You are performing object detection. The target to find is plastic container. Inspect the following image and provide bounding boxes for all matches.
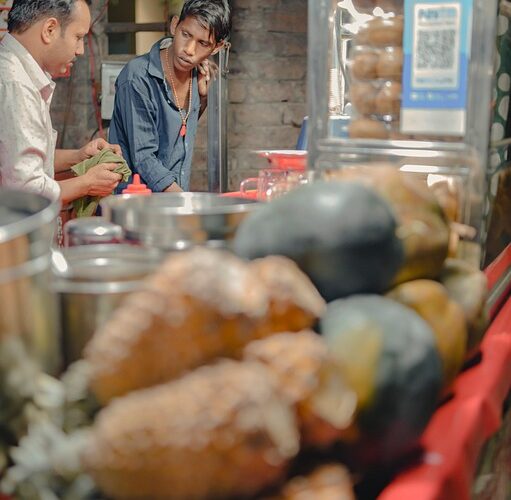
[346,15,406,140]
[122,174,152,195]
[307,0,498,167]
[351,0,404,15]
[63,216,124,246]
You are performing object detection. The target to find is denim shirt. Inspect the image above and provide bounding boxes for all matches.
[109,38,200,192]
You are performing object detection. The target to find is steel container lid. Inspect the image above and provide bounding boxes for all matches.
[0,188,60,243]
[0,188,60,281]
[63,216,124,246]
[99,192,259,251]
[51,244,163,294]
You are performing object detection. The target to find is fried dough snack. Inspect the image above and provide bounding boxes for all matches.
[279,464,355,500]
[82,360,300,500]
[85,248,325,404]
[244,331,357,447]
[251,256,326,335]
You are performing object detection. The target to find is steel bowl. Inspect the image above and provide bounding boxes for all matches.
[52,244,163,365]
[99,192,259,251]
[0,188,61,375]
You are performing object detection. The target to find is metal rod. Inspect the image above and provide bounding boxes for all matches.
[307,0,334,171]
[207,46,230,193]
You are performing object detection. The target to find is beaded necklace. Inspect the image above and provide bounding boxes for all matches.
[164,47,193,137]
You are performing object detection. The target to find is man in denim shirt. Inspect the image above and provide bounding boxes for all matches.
[109,0,231,192]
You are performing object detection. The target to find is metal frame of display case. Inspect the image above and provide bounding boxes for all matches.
[207,45,231,193]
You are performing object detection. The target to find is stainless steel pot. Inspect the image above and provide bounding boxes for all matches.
[0,188,61,375]
[51,244,162,365]
[100,192,259,251]
[63,216,124,246]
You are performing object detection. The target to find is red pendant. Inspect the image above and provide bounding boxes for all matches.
[180,124,187,137]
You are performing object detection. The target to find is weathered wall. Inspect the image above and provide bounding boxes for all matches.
[50,0,308,192]
[51,2,108,151]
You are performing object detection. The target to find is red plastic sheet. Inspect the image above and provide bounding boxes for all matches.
[220,190,258,200]
[379,246,511,500]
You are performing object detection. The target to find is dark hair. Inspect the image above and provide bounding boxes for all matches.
[179,0,232,43]
[8,0,91,34]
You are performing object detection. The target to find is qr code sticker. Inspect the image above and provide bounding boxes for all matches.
[416,29,456,70]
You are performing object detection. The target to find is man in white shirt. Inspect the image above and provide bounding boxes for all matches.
[0,0,122,204]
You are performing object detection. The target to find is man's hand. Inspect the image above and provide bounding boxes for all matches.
[164,182,183,193]
[197,59,219,97]
[83,163,122,197]
[78,138,123,162]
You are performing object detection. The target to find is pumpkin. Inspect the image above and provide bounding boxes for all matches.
[324,165,450,284]
[233,180,404,302]
[387,279,467,387]
[320,295,442,466]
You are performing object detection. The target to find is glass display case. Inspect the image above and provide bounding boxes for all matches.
[307,0,499,260]
[315,140,484,265]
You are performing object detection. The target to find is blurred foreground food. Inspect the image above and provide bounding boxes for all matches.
[0,172,490,500]
[85,248,325,404]
[83,360,300,500]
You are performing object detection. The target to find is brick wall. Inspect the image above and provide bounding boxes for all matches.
[50,0,308,192]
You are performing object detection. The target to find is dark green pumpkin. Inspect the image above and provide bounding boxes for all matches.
[233,181,405,302]
[321,295,443,466]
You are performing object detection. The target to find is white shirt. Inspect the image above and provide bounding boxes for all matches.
[0,33,61,201]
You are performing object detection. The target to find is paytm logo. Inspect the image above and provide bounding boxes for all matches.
[418,7,457,21]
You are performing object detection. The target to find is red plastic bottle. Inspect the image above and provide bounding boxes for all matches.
[122,174,152,195]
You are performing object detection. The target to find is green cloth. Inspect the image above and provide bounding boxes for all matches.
[71,149,131,217]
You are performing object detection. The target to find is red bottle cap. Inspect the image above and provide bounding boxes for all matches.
[122,174,152,195]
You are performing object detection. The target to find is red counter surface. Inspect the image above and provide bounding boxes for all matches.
[379,245,511,500]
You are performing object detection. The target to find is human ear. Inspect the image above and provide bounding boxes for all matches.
[169,16,179,36]
[41,17,60,44]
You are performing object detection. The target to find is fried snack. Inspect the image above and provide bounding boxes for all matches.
[243,332,357,447]
[377,46,403,81]
[85,248,324,404]
[82,360,300,500]
[355,16,404,47]
[348,118,389,139]
[350,81,378,115]
[351,49,379,80]
[375,81,401,117]
[250,257,326,336]
[279,464,355,500]
[84,247,271,403]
